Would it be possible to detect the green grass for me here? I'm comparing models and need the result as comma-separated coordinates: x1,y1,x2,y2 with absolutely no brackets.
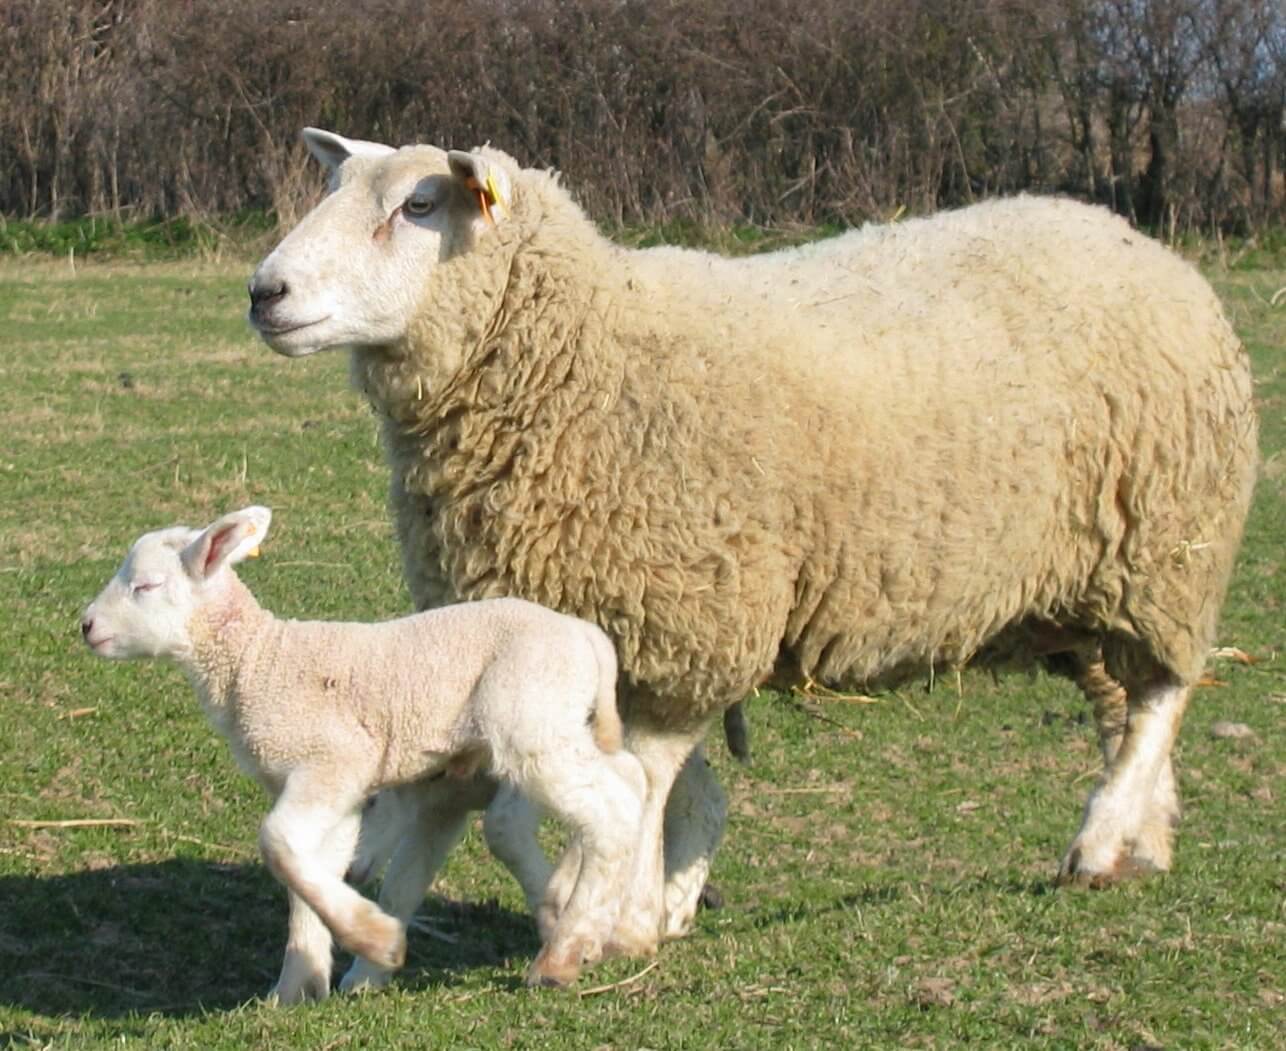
0,215,278,263
0,252,1282,1050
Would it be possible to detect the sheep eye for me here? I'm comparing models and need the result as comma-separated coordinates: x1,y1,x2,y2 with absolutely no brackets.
403,194,435,217
131,581,161,596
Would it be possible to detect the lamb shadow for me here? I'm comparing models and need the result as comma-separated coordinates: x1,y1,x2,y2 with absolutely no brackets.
391,896,543,994
0,858,280,1018
0,860,537,1019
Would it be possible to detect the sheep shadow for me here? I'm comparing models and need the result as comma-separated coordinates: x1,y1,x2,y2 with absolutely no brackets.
0,859,536,1018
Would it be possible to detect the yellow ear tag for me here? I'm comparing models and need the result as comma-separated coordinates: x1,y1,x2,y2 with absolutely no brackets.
467,170,506,226
484,171,507,218
246,546,261,559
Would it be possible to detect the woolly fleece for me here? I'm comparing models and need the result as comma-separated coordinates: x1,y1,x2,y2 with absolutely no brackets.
346,153,1257,734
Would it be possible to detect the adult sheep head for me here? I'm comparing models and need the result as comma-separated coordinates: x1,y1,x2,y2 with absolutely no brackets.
248,128,514,357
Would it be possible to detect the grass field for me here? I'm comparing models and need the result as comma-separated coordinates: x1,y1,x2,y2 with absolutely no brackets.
0,251,1282,1050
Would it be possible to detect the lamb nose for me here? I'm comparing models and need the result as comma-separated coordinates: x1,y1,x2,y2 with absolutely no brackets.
81,617,93,638
248,277,288,308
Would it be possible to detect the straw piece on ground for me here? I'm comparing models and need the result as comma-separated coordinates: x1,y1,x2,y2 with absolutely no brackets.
9,818,142,830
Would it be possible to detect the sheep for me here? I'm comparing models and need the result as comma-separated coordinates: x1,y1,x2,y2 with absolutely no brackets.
80,505,647,1001
247,128,1259,956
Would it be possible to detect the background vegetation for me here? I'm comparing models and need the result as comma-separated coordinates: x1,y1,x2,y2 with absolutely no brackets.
2,0,1283,236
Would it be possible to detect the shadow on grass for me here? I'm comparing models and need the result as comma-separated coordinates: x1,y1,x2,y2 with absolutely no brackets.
747,883,903,929
0,859,536,1018
393,896,542,994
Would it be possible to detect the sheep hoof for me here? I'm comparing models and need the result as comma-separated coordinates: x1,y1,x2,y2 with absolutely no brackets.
527,970,573,989
534,903,562,944
1057,844,1161,888
526,947,582,988
698,882,725,910
1128,820,1175,874
603,932,658,961
604,915,660,959
338,962,393,995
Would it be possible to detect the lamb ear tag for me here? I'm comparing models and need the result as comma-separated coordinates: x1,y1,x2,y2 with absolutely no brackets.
247,547,261,559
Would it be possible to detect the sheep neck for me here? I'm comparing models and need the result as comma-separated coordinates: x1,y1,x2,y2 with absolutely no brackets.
364,189,622,505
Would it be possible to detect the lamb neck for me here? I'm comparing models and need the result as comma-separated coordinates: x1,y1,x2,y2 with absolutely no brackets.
180,575,282,730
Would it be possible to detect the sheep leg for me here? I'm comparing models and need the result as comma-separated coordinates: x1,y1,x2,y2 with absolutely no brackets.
1059,677,1191,885
339,787,476,994
535,843,583,943
1075,657,1180,875
483,785,556,930
269,812,359,1004
523,749,647,987
607,725,711,959
660,746,727,941
1132,752,1180,871
260,783,406,985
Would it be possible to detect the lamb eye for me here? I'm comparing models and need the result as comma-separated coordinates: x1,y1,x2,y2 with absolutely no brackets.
131,581,161,596
404,194,435,217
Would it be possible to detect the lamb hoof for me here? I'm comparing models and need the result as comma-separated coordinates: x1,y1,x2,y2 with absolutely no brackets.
347,908,406,969
268,973,330,1006
699,882,725,910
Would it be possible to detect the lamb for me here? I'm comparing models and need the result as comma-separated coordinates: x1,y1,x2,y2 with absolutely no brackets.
247,128,1259,956
339,775,554,994
339,738,731,993
80,505,646,1002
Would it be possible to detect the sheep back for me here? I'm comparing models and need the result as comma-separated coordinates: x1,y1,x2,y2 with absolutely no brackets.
353,177,1257,732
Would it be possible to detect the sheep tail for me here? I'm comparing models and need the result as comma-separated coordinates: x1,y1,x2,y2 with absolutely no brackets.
722,702,751,764
588,629,623,753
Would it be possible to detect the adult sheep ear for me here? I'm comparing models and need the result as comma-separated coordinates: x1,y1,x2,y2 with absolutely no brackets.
448,150,513,225
301,127,396,174
181,506,273,582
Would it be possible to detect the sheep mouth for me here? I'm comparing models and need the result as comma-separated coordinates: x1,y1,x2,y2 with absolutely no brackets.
85,634,115,653
251,315,330,338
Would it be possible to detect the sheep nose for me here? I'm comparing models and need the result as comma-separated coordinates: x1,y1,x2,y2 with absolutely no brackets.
81,617,94,638
248,277,288,310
